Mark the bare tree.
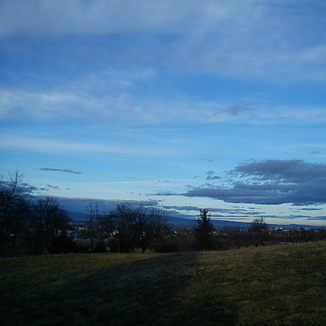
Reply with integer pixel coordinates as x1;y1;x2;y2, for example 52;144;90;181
83;203;105;252
30;198;69;254
0;171;29;255
250;217;269;246
101;204;169;253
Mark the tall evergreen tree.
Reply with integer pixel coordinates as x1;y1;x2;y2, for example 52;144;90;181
193;209;215;250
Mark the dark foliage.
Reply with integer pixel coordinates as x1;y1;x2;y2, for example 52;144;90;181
0;172;70;256
193;209;215;250
87;204;172;253
1;172;326;256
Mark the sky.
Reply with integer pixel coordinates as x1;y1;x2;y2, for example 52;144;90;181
1;0;326;226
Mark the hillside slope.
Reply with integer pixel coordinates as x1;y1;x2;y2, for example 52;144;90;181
1;241;326;326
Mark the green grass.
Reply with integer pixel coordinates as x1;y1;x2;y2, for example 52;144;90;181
1;242;326;326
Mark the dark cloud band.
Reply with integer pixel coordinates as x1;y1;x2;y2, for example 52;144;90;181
40;168;82;174
183;160;326;205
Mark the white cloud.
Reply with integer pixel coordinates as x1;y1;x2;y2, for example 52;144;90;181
0;1;253;37
0;87;222;124
0;133;172;156
1;87;326;126
295;45;326;63
70;68;156;93
1;1;326;79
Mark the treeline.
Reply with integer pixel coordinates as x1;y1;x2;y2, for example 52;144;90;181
196;214;326;250
0;172;175;256
0;172;71;256
1;173;326;256
81;204;173;253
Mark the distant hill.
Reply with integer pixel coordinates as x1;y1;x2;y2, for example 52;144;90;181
166;216;252;228
67;211;251;227
166;216;321;229
67;211;320;229
67;211;89;221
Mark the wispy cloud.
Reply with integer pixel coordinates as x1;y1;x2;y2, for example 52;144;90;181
1;1;326;79
46;184;60;189
205;170;221;180
2;88;326;126
226;105;255;116
0;180;41;195
0;1;260;37
40;168;82;175
0;134;172;156
307;216;326;221
52;196;160;214
163;205;264;216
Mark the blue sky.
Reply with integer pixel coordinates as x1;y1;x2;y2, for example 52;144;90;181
1;0;326;225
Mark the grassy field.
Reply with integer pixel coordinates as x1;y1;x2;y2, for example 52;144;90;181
1;241;326;326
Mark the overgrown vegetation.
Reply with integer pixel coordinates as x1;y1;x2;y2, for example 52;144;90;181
1;241;325;325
